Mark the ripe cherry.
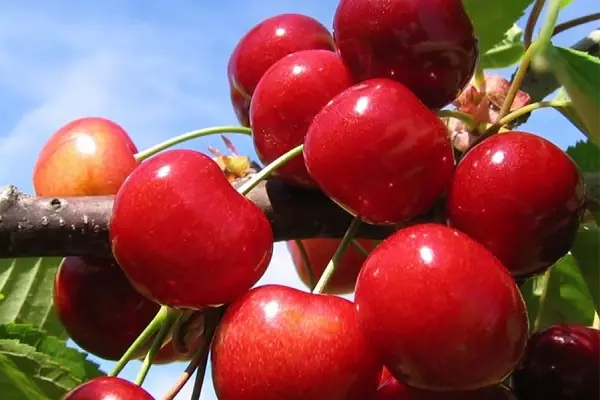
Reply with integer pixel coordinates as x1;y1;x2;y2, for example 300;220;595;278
227;13;335;125
33;117;138;197
332;0;478;109
230;85;250;127
110;149;273;309
304;78;454;225
211;284;381;400
446;131;586;277
511;324;600;400
250;49;354;187
286;238;378;294
355;223;528;391
63;377;154;399
53;257;160;360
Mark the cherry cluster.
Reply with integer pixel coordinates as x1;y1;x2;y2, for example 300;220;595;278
29;1;598;400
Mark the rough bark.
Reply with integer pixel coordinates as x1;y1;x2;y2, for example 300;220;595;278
0;30;598;259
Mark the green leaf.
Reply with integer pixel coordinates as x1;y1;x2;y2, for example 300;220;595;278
0;323;104;382
480;24;525;69
570;223;600;313
0;353;48;400
528;254;596;332
0;339;79;399
542;46;600;145
462;0;534;53
0;257;67;339
566;140;600;173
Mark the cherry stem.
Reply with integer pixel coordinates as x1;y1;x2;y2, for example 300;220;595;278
553;12;600;36
134;126;252;162
294;239;316;289
135;307;182;386
524;0;546;48
237;144;304;196
435;109;475;127
533;268;554;332
109;306;169;377
312;217;362;294
162;316;219;400
350;239;370;257
473;66;486;93
189;327;215;400
496;100;568;127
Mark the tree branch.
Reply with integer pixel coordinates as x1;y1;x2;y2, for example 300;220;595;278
0;30;598;259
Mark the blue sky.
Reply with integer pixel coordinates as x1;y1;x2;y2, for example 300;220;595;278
0;1;596;398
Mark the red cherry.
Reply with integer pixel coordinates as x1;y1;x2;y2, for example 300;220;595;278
110;149;273;309
332;0;478;109
250;49;354;187
377;378;516;399
227;13;335;121
355;223;528;391
63;377;154;399
286;238;378;294
512;324;600;400
33;117;138;196
304;78;454;225
446;131;586;277
53;257;159;360
211;284;381;400
230;85;251;127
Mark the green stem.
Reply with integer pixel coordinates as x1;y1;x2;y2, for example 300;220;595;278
533;268;553;332
351;239;370;257
237;144;304;196
496;43;539;122
436;109;475;126
312;217;362;294
294;239;316;290
110;306;169;377
134;126;251;162
134;308;182;385
553;12;600;36
524;0;546;48
496;100;567;127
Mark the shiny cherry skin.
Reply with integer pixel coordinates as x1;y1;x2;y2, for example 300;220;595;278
228;13;335;125
110;149;273;309
251;49;354;187
333;0;478;109
355;223;528;391
286;238;378;294
33;117;138;197
377;368;516;399
512;324;600;400
53;257;160;360
211;284;381;400
446;131;586;277
63;377;154;400
304;78;454;225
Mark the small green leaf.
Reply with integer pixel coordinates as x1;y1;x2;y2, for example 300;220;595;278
462;0;534;53
480;24;525;69
0;323;104;382
0;353;48;400
566;140;600;173
530;254;596;331
570;223;600;313
0;339;79;399
0;257;67;339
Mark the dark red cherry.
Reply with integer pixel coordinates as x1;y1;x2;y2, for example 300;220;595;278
332;0;479;109
355;223;528;391
512;324;600;400
53;257;160;360
230;85;250;127
304;78;454;225
63;377;154;399
227;13;335;123
110;149;273;309
250;49;354;187
446;131;586;277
